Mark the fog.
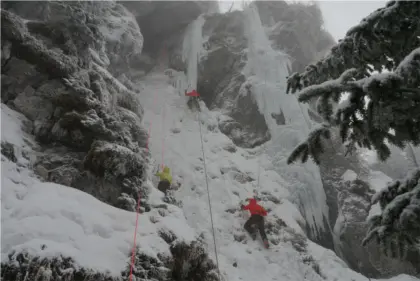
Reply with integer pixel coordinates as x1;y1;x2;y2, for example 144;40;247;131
218;0;387;41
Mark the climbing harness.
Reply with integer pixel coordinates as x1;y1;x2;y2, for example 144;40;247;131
196;97;222;281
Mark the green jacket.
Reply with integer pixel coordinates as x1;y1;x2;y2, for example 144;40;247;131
156;166;172;184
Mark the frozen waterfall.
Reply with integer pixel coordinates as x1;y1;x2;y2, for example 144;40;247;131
243;3;330;239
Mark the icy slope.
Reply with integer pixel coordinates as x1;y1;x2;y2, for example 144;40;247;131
1;75;417;281
0;104;196;277
134;71;418;281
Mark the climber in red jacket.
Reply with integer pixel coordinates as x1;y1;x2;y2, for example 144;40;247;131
241;198;269;248
185;89;201;111
185;89;199;97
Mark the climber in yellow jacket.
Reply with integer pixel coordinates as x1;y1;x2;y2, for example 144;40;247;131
155;166;172;194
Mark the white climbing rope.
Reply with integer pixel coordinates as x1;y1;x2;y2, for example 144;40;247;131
196;99;222;280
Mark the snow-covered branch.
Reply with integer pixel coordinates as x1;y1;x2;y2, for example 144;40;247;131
362;169;420;256
286;1;420;94
289;47;420;165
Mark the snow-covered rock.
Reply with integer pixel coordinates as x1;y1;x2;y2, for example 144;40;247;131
1;98;217;281
3;1;143;79
317;133;419;278
1;6;148;211
255;1;335;72
198;11;270;148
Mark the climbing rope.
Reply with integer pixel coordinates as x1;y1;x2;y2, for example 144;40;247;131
255;66;269;192
196;98;222;280
129;44;167;281
161;44;168;170
129;85;159;281
161;103;166;170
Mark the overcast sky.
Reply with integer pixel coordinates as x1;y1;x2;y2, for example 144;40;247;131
218;0;387;41
317;1;386;40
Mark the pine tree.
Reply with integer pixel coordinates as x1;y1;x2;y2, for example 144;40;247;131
286;0;420;257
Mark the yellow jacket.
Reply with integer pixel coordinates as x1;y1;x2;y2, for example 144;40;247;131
156;166;172;184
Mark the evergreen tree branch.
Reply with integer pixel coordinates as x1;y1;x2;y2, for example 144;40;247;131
362;169;420;256
288;47;420;165
287;124;331;165
284;0;420;258
286;0;420;94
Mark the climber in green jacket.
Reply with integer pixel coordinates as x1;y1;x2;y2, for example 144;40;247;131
155;166;172;194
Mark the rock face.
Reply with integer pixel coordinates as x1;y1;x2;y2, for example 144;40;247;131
1;2;148;212
318;133;420;278
119;0;218;78
255;1;335;73
2;1;144;80
335;178;420;278
196;2;334;148
198;11;270;148
124;1;217;54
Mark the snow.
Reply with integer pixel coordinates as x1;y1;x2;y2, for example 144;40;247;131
2;7;419;281
242;3;329;239
0;104;196;276
1;64;417;281
1;104;38;165
366;170;393;219
367;170;393;193
308;242;420;281
96;1;143;55
89;48;110;67
396;47;420;74
135;71;322;280
342;169;358;182
92;62;131;95
1;157;196;276
132;68;418;281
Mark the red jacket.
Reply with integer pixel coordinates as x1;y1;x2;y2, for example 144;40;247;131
242;198;267;216
186;89;199;97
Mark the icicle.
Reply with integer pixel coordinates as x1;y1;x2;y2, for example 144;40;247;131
182;15;205;93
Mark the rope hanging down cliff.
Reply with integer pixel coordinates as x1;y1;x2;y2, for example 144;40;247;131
194;96;223;281
129;83;159;281
129;44;167;281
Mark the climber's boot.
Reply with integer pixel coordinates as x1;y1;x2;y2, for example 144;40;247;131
263;239;270;249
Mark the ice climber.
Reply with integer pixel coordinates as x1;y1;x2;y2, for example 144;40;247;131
185;89;201;111
155;166;172;194
185;89;199;97
241;198;270;249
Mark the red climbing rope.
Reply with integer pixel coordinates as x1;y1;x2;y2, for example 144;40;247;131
129;44;166;281
161;104;166;170
129;92;157;281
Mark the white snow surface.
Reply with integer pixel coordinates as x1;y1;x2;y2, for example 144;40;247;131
342;169;358;182
133;69;418;281
1;106;196;276
1;72;417;281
